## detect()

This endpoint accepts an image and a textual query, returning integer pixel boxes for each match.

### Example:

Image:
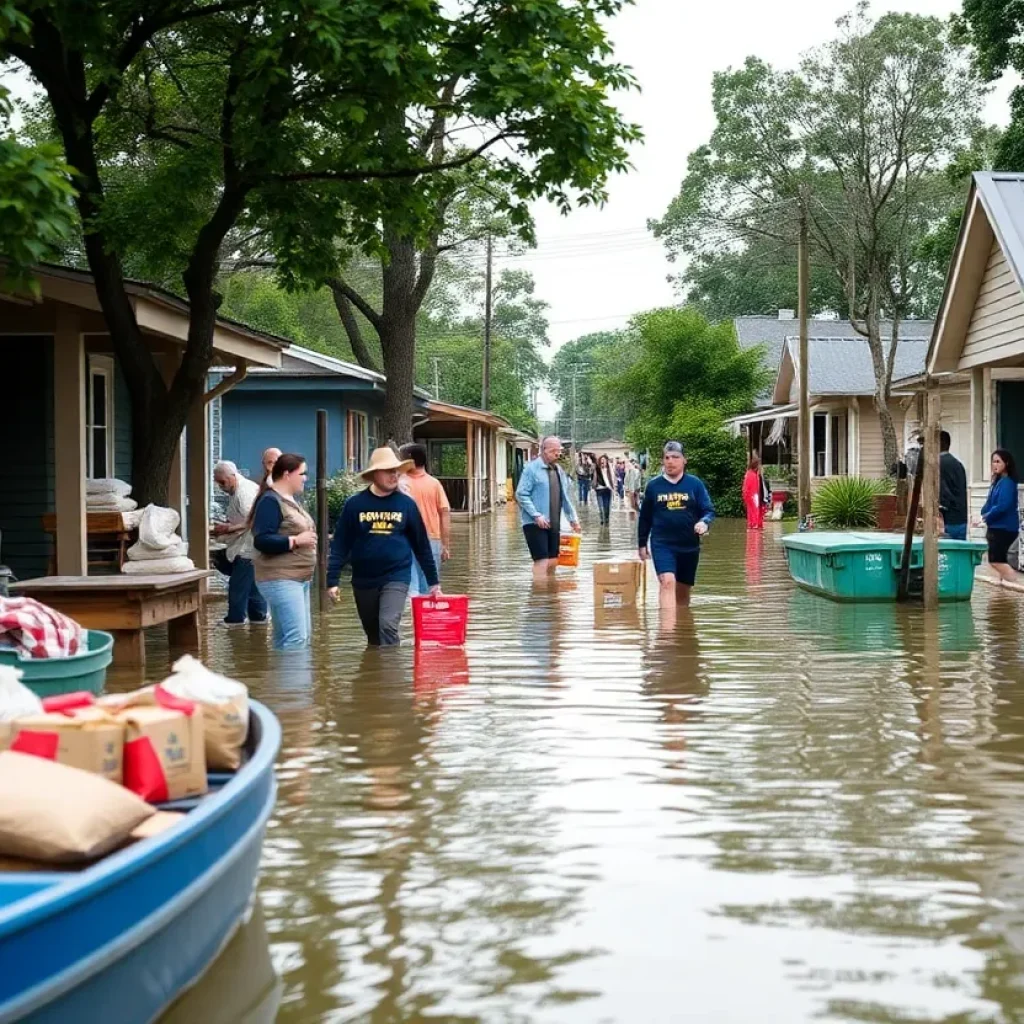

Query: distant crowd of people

[573,451,644,520]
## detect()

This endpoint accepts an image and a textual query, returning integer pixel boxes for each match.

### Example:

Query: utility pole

[432,357,441,400]
[797,206,812,522]
[482,232,493,410]
[571,369,579,449]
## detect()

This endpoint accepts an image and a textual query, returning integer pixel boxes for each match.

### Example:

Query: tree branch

[328,280,381,372]
[325,276,382,331]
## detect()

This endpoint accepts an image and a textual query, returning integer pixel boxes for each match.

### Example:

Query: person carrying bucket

[515,436,581,580]
[637,440,715,608]
[327,448,440,646]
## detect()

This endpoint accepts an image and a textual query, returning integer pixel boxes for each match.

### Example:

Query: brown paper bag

[7,707,124,783]
[118,703,207,803]
[0,751,154,863]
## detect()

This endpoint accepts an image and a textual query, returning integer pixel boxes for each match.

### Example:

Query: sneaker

[250,616,270,626]
[223,618,247,627]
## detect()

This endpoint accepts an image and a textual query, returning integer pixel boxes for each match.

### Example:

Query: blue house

[210,345,431,480]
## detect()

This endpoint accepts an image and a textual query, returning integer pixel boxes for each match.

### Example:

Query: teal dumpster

[0,629,114,697]
[781,532,987,603]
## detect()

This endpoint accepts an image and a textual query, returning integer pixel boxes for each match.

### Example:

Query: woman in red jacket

[742,454,768,530]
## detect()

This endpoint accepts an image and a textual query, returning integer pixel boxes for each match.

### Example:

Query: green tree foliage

[3,0,638,502]
[547,330,627,440]
[597,308,768,516]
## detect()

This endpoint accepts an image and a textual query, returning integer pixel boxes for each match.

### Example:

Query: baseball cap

[663,440,686,455]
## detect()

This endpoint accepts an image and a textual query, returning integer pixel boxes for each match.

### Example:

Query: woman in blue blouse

[980,448,1020,582]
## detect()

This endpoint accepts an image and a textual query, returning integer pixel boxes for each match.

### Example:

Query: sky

[522,0,1016,418]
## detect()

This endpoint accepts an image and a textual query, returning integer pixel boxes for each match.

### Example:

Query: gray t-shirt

[547,464,561,528]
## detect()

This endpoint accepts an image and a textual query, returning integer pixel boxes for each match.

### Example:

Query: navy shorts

[651,544,700,585]
[523,524,560,562]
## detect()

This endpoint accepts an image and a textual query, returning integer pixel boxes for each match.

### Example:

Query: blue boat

[0,700,281,1024]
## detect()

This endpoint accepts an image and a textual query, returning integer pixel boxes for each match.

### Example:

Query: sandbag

[86,478,132,498]
[7,707,124,783]
[86,495,138,512]
[126,539,188,561]
[0,751,154,863]
[138,504,182,551]
[161,655,249,771]
[121,556,195,575]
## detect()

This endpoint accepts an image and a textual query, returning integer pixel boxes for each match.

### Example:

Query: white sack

[86,478,132,498]
[138,505,182,550]
[127,539,188,561]
[121,556,195,575]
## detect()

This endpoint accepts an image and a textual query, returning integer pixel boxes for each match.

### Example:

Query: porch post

[53,308,87,575]
[185,395,210,570]
[970,367,985,482]
[465,420,475,515]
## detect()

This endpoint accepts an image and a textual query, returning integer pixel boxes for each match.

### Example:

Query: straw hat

[360,447,413,480]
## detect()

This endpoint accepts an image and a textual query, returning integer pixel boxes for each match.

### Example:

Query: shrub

[326,471,362,529]
[810,477,888,529]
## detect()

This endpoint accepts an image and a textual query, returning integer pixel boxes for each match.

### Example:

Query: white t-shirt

[225,476,260,561]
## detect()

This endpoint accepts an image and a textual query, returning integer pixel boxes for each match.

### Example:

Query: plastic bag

[160,655,249,771]
[138,504,182,550]
[0,666,42,722]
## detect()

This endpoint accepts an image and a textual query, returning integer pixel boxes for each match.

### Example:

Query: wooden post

[465,420,474,515]
[797,208,812,521]
[897,392,925,602]
[185,396,209,571]
[53,309,87,574]
[315,409,328,607]
[922,384,941,610]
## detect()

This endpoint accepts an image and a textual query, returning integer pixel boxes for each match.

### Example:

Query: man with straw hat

[327,447,440,646]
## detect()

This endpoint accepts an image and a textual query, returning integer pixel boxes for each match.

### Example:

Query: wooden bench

[11,571,211,670]
[41,512,136,573]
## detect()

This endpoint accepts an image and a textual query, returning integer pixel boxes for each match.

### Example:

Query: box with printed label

[593,559,643,608]
[118,703,207,803]
[4,707,124,783]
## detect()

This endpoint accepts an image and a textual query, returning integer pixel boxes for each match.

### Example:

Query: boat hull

[0,701,280,1024]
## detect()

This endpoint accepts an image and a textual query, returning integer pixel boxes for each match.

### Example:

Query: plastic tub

[0,629,114,697]
[411,595,469,647]
[781,532,987,603]
[558,534,581,567]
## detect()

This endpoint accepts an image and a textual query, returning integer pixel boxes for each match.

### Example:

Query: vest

[252,492,318,583]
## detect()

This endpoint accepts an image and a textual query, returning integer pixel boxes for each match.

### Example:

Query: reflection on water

[158,507,1024,1021]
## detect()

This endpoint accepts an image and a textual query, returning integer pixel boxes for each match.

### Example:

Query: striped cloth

[0,598,85,659]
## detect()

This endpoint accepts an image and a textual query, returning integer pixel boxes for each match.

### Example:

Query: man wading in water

[637,441,715,607]
[515,435,580,580]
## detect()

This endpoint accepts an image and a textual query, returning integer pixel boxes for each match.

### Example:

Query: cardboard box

[119,704,208,803]
[4,708,124,783]
[593,559,643,609]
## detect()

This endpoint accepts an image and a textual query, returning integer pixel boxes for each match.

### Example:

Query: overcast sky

[522,0,1015,416]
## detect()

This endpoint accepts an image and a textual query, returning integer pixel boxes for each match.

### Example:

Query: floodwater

[151,504,1024,1023]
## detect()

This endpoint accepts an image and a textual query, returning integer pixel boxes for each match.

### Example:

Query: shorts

[988,528,1017,565]
[523,523,560,562]
[651,544,700,585]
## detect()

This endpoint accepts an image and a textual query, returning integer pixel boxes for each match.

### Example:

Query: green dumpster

[0,629,114,698]
[781,532,987,603]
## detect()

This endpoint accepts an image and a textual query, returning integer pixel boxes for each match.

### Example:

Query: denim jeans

[221,556,267,624]
[353,581,409,646]
[595,488,612,523]
[410,538,443,597]
[577,478,590,505]
[258,579,312,650]
[944,522,968,541]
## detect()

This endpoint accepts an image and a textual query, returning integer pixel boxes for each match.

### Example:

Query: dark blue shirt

[981,476,1020,533]
[637,472,715,552]
[251,491,293,555]
[326,488,438,589]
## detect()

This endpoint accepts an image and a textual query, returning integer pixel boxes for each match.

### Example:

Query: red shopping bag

[411,595,469,647]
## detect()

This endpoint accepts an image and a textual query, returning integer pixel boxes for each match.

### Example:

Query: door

[997,382,1024,463]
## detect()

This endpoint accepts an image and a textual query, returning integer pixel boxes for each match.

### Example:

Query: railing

[437,477,469,511]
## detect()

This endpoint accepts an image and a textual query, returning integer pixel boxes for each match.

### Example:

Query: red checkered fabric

[0,597,85,659]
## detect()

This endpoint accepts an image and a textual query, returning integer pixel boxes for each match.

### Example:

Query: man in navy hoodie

[327,448,440,646]
[637,441,715,607]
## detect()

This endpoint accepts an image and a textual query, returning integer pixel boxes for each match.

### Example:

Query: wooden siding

[1,339,54,579]
[857,398,904,478]
[961,238,1024,366]
[113,359,133,483]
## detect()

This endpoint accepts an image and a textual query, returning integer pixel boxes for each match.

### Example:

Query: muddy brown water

[141,505,1024,1023]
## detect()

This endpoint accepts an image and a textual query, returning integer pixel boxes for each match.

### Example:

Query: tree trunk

[380,316,418,444]
[863,309,900,476]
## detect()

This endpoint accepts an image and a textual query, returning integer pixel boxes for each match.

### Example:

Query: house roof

[774,336,930,403]
[422,400,512,429]
[735,316,934,407]
[929,172,1024,373]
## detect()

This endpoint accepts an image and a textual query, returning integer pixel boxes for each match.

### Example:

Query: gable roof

[929,172,1024,373]
[773,336,930,403]
[734,316,933,407]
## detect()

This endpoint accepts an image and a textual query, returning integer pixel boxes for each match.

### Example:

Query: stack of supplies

[122,505,195,575]
[86,478,138,514]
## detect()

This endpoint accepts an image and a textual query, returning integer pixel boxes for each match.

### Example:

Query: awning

[725,403,799,429]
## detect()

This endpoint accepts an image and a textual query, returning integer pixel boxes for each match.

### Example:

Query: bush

[810,477,887,529]
[326,471,362,529]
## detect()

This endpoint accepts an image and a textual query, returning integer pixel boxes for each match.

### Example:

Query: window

[812,410,849,477]
[813,412,827,477]
[346,410,367,471]
[86,355,115,479]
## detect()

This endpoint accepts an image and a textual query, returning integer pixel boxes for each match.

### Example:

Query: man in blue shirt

[637,440,715,607]
[327,447,440,646]
[515,435,580,579]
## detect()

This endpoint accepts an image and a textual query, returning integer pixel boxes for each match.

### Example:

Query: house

[910,171,1024,525]
[210,345,431,480]
[1,264,284,581]
[497,427,539,500]
[412,401,517,516]
[579,438,633,463]
[728,332,932,483]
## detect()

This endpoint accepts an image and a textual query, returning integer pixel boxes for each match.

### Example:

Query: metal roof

[785,336,930,395]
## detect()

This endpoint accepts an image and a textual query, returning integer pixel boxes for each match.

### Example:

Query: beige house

[906,172,1024,526]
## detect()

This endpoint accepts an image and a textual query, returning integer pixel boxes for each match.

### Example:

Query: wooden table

[12,571,211,669]
[41,511,137,573]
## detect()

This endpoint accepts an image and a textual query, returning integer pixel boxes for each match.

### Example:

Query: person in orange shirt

[399,443,452,595]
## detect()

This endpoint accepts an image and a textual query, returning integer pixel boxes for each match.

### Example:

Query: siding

[858,398,905,478]
[961,238,1024,365]
[1,339,54,579]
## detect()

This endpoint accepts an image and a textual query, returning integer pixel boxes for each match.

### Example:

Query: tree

[653,8,982,473]
[4,0,638,502]
[548,330,626,441]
